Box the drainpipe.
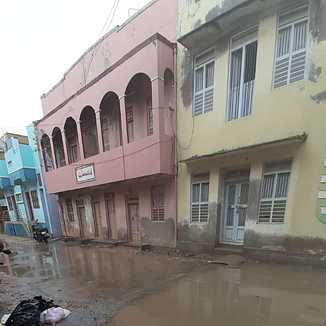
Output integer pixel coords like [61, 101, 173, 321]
[173, 44, 178, 249]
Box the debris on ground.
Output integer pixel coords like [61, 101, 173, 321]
[2, 296, 70, 326]
[40, 307, 71, 325]
[207, 255, 246, 268]
[0, 314, 10, 326]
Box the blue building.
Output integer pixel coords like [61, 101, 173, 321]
[0, 126, 62, 237]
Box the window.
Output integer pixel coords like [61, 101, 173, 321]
[147, 98, 153, 136]
[37, 174, 42, 187]
[15, 193, 23, 202]
[273, 4, 309, 88]
[126, 106, 134, 143]
[228, 29, 258, 121]
[66, 199, 75, 222]
[5, 138, 13, 152]
[30, 190, 40, 208]
[193, 49, 215, 116]
[69, 144, 79, 163]
[151, 187, 164, 221]
[6, 196, 13, 210]
[258, 161, 292, 224]
[191, 176, 209, 223]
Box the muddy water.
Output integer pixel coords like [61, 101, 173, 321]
[1, 239, 198, 325]
[110, 264, 326, 326]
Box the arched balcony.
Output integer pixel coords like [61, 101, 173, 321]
[40, 134, 54, 172]
[125, 73, 153, 143]
[52, 127, 66, 168]
[100, 92, 122, 152]
[64, 117, 80, 164]
[80, 106, 99, 159]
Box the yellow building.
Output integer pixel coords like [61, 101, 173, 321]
[176, 0, 326, 253]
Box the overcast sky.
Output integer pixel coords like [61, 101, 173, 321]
[0, 0, 151, 136]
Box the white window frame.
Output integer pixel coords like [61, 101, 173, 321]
[151, 186, 165, 222]
[258, 168, 291, 224]
[273, 3, 309, 88]
[193, 49, 215, 116]
[227, 28, 258, 121]
[191, 176, 210, 224]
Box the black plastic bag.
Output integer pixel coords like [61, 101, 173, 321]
[5, 296, 55, 326]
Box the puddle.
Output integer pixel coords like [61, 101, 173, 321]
[110, 264, 326, 326]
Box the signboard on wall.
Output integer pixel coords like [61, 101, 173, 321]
[75, 164, 96, 183]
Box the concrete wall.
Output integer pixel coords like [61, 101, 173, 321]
[60, 177, 176, 247]
[177, 0, 326, 252]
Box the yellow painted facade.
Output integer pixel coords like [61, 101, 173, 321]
[176, 0, 326, 251]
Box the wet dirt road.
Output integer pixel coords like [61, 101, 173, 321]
[2, 237, 326, 326]
[0, 237, 199, 325]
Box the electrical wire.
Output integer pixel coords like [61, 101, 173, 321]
[84, 0, 120, 82]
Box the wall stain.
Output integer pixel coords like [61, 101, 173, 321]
[180, 49, 193, 108]
[308, 64, 322, 83]
[311, 91, 326, 104]
[310, 0, 326, 43]
[193, 19, 202, 30]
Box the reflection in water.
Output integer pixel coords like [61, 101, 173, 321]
[4, 241, 326, 326]
[110, 265, 326, 326]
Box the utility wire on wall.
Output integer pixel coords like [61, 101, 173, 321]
[84, 0, 121, 83]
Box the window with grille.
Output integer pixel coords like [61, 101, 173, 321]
[66, 199, 75, 222]
[258, 162, 292, 224]
[228, 29, 258, 121]
[193, 49, 215, 116]
[37, 174, 42, 187]
[30, 190, 40, 208]
[151, 187, 164, 221]
[273, 3, 309, 88]
[126, 106, 134, 143]
[6, 197, 13, 210]
[146, 98, 153, 136]
[191, 176, 209, 223]
[15, 193, 23, 203]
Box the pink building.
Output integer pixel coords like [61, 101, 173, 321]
[37, 0, 177, 247]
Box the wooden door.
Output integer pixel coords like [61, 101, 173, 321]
[105, 193, 114, 240]
[127, 198, 139, 242]
[25, 192, 34, 222]
[76, 199, 86, 239]
[92, 201, 101, 238]
[223, 182, 249, 244]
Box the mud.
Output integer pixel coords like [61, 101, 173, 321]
[0, 236, 199, 325]
[2, 236, 326, 326]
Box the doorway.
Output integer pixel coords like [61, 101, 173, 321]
[91, 200, 101, 238]
[127, 196, 139, 242]
[222, 181, 249, 245]
[25, 192, 34, 222]
[76, 199, 86, 239]
[105, 193, 114, 240]
[12, 195, 20, 221]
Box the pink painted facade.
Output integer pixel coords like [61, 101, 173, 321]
[37, 0, 177, 247]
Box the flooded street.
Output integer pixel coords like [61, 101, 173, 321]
[111, 264, 326, 326]
[1, 237, 326, 325]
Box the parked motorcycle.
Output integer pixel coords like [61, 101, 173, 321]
[32, 223, 50, 244]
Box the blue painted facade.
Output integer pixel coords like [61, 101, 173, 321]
[0, 127, 62, 237]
